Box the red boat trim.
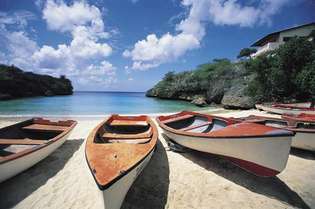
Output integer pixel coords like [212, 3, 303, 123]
[282, 114, 315, 123]
[273, 104, 315, 111]
[224, 156, 280, 177]
[237, 115, 315, 134]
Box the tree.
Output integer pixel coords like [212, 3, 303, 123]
[237, 48, 257, 59]
[246, 36, 315, 102]
[163, 71, 175, 82]
[309, 30, 315, 44]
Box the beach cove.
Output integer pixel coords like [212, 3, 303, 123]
[0, 109, 314, 209]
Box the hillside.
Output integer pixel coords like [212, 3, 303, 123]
[146, 36, 315, 109]
[0, 64, 73, 100]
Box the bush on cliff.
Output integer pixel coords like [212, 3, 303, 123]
[246, 37, 315, 102]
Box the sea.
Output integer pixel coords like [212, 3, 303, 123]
[0, 91, 210, 116]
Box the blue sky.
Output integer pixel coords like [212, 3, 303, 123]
[0, 0, 314, 92]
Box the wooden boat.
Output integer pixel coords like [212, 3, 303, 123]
[0, 118, 77, 183]
[235, 114, 315, 151]
[157, 111, 294, 177]
[255, 102, 315, 115]
[282, 113, 315, 122]
[85, 115, 158, 209]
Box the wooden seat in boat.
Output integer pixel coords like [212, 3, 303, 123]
[102, 129, 152, 139]
[107, 137, 151, 144]
[163, 114, 195, 124]
[181, 122, 212, 131]
[0, 138, 47, 145]
[109, 120, 148, 126]
[22, 124, 67, 132]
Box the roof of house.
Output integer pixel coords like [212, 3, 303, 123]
[251, 22, 315, 47]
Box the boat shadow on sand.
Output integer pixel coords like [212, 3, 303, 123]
[122, 139, 170, 209]
[289, 148, 315, 160]
[162, 134, 310, 209]
[0, 138, 84, 209]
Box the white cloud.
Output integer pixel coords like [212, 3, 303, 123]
[123, 33, 199, 70]
[124, 0, 289, 70]
[0, 12, 38, 70]
[6, 31, 39, 69]
[43, 0, 105, 35]
[0, 11, 36, 29]
[74, 61, 117, 85]
[0, 1, 116, 88]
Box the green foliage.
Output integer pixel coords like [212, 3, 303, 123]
[309, 30, 315, 42]
[237, 48, 257, 59]
[0, 64, 73, 99]
[246, 37, 315, 102]
[146, 58, 242, 100]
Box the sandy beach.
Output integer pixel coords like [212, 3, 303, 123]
[0, 109, 314, 209]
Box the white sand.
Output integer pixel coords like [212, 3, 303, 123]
[0, 110, 314, 209]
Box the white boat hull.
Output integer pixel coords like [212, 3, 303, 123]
[292, 132, 315, 151]
[0, 131, 71, 183]
[256, 104, 315, 115]
[101, 149, 154, 209]
[163, 130, 292, 176]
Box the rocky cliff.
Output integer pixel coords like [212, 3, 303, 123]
[146, 59, 255, 109]
[0, 64, 73, 100]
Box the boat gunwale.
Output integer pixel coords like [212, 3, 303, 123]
[238, 115, 315, 134]
[157, 111, 295, 139]
[256, 103, 315, 112]
[273, 103, 315, 111]
[0, 118, 77, 164]
[282, 114, 315, 123]
[85, 115, 158, 191]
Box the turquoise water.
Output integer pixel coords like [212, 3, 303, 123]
[0, 92, 208, 116]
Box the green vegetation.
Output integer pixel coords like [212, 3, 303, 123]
[0, 64, 73, 100]
[146, 58, 252, 108]
[246, 36, 315, 103]
[147, 58, 233, 98]
[147, 36, 315, 108]
[237, 48, 257, 59]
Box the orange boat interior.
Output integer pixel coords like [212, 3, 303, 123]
[0, 118, 76, 159]
[85, 115, 158, 189]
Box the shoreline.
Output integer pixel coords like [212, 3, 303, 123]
[0, 107, 228, 119]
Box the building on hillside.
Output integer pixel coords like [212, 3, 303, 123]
[251, 22, 315, 57]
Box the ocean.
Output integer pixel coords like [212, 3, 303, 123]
[0, 91, 209, 116]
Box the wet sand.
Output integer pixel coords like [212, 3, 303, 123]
[0, 110, 314, 209]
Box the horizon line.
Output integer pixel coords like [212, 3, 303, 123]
[74, 90, 145, 93]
